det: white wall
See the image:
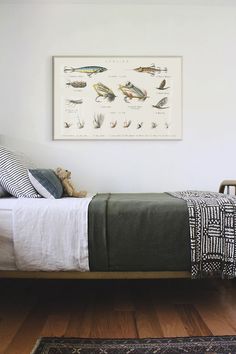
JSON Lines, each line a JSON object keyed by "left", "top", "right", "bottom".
{"left": 1, "top": 0, "right": 236, "bottom": 193}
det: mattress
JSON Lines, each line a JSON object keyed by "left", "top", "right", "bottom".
{"left": 0, "top": 198, "right": 17, "bottom": 270}
{"left": 1, "top": 194, "right": 190, "bottom": 273}
{"left": 0, "top": 193, "right": 191, "bottom": 273}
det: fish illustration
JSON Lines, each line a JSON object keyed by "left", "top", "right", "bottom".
{"left": 93, "top": 83, "right": 116, "bottom": 102}
{"left": 152, "top": 97, "right": 169, "bottom": 109}
{"left": 119, "top": 82, "right": 147, "bottom": 102}
{"left": 123, "top": 120, "right": 131, "bottom": 128}
{"left": 66, "top": 81, "right": 87, "bottom": 88}
{"left": 93, "top": 113, "right": 104, "bottom": 129}
{"left": 64, "top": 66, "right": 107, "bottom": 77}
{"left": 134, "top": 64, "right": 167, "bottom": 76}
{"left": 156, "top": 79, "right": 170, "bottom": 90}
{"left": 66, "top": 99, "right": 83, "bottom": 106}
{"left": 110, "top": 121, "right": 117, "bottom": 128}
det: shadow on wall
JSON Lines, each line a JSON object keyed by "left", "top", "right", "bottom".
{"left": 0, "top": 134, "right": 90, "bottom": 191}
{"left": 0, "top": 134, "right": 65, "bottom": 167}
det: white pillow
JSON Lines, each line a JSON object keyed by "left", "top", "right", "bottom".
{"left": 0, "top": 146, "right": 40, "bottom": 198}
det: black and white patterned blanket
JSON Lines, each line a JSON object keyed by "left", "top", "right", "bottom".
{"left": 169, "top": 191, "right": 236, "bottom": 279}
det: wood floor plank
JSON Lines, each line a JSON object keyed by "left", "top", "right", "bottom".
{"left": 40, "top": 297, "right": 71, "bottom": 337}
{"left": 65, "top": 295, "right": 94, "bottom": 337}
{"left": 1, "top": 278, "right": 236, "bottom": 350}
{"left": 4, "top": 299, "right": 50, "bottom": 354}
{"left": 91, "top": 308, "right": 138, "bottom": 338}
{"left": 134, "top": 286, "right": 164, "bottom": 338}
{"left": 155, "top": 302, "right": 189, "bottom": 337}
{"left": 0, "top": 297, "right": 36, "bottom": 354}
{"left": 90, "top": 289, "right": 138, "bottom": 338}
{"left": 176, "top": 304, "right": 212, "bottom": 336}
{"left": 195, "top": 301, "right": 236, "bottom": 336}
{"left": 113, "top": 282, "right": 135, "bottom": 312}
{"left": 41, "top": 313, "right": 70, "bottom": 337}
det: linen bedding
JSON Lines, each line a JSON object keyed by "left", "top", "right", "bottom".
{"left": 0, "top": 192, "right": 236, "bottom": 278}
{"left": 0, "top": 198, "right": 17, "bottom": 270}
{"left": 0, "top": 193, "right": 191, "bottom": 273}
{"left": 13, "top": 197, "right": 93, "bottom": 271}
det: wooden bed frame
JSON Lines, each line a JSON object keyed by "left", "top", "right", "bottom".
{"left": 1, "top": 184, "right": 230, "bottom": 281}
{"left": 0, "top": 271, "right": 190, "bottom": 279}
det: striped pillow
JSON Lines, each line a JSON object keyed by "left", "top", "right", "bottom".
{"left": 0, "top": 146, "right": 40, "bottom": 198}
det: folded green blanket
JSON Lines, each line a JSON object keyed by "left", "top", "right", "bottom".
{"left": 88, "top": 193, "right": 191, "bottom": 272}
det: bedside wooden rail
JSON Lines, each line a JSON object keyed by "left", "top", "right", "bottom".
{"left": 0, "top": 271, "right": 191, "bottom": 279}
{"left": 219, "top": 180, "right": 236, "bottom": 194}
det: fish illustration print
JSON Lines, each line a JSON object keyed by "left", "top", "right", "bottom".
{"left": 66, "top": 99, "right": 83, "bottom": 106}
{"left": 134, "top": 64, "right": 167, "bottom": 76}
{"left": 64, "top": 66, "right": 107, "bottom": 77}
{"left": 66, "top": 81, "right": 87, "bottom": 88}
{"left": 93, "top": 83, "right": 116, "bottom": 102}
{"left": 119, "top": 81, "right": 147, "bottom": 102}
{"left": 152, "top": 97, "right": 169, "bottom": 109}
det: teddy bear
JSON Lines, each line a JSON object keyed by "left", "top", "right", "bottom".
{"left": 55, "top": 167, "right": 87, "bottom": 198}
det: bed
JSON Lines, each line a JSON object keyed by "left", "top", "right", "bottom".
{"left": 0, "top": 191, "right": 235, "bottom": 279}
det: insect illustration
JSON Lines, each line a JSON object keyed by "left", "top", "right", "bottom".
{"left": 66, "top": 81, "right": 87, "bottom": 88}
{"left": 93, "top": 113, "right": 104, "bottom": 129}
{"left": 152, "top": 97, "right": 169, "bottom": 109}
{"left": 64, "top": 66, "right": 107, "bottom": 77}
{"left": 151, "top": 122, "right": 158, "bottom": 129}
{"left": 165, "top": 122, "right": 170, "bottom": 129}
{"left": 64, "top": 122, "right": 72, "bottom": 128}
{"left": 93, "top": 83, "right": 116, "bottom": 102}
{"left": 66, "top": 99, "right": 83, "bottom": 106}
{"left": 134, "top": 64, "right": 167, "bottom": 76}
{"left": 77, "top": 120, "right": 85, "bottom": 129}
{"left": 137, "top": 122, "right": 143, "bottom": 129}
{"left": 110, "top": 121, "right": 117, "bottom": 128}
{"left": 123, "top": 120, "right": 131, "bottom": 128}
{"left": 156, "top": 79, "right": 170, "bottom": 90}
{"left": 119, "top": 82, "right": 147, "bottom": 102}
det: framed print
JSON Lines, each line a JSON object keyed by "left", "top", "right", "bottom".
{"left": 53, "top": 56, "right": 182, "bottom": 140}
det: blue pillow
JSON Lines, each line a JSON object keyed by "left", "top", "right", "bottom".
{"left": 28, "top": 169, "right": 63, "bottom": 199}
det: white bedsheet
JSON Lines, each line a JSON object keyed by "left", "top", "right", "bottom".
{"left": 0, "top": 198, "right": 17, "bottom": 270}
{"left": 13, "top": 197, "right": 93, "bottom": 271}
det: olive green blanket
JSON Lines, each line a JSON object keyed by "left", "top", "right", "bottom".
{"left": 88, "top": 193, "right": 191, "bottom": 271}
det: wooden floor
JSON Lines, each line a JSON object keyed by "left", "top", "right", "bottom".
{"left": 0, "top": 278, "right": 236, "bottom": 353}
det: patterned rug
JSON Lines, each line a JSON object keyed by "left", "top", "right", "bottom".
{"left": 31, "top": 336, "right": 236, "bottom": 353}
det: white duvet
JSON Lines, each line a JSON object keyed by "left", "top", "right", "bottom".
{"left": 12, "top": 196, "right": 93, "bottom": 271}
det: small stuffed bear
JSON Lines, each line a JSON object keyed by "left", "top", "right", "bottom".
{"left": 55, "top": 167, "right": 87, "bottom": 198}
